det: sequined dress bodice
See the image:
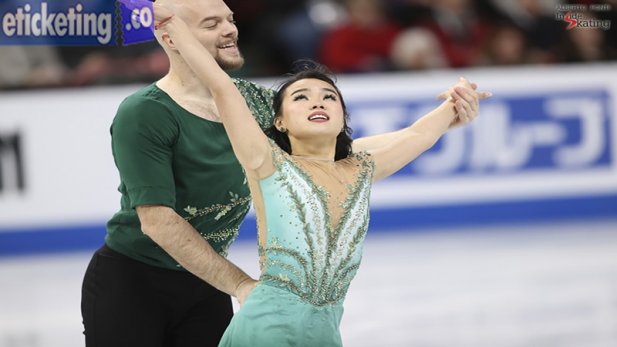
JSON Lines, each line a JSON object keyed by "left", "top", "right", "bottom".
{"left": 252, "top": 143, "right": 375, "bottom": 306}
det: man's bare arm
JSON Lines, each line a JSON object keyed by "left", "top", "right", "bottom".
{"left": 137, "top": 205, "right": 255, "bottom": 303}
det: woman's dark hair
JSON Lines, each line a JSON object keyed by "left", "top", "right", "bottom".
{"left": 265, "top": 61, "right": 353, "bottom": 161}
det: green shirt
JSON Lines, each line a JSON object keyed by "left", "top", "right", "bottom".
{"left": 105, "top": 79, "right": 275, "bottom": 270}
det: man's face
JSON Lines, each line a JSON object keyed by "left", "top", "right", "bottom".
{"left": 176, "top": 0, "right": 244, "bottom": 70}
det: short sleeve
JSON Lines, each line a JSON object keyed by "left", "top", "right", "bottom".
{"left": 233, "top": 78, "right": 276, "bottom": 129}
{"left": 111, "top": 96, "right": 179, "bottom": 209}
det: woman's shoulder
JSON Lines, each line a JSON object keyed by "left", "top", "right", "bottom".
{"left": 341, "top": 151, "right": 374, "bottom": 166}
{"left": 337, "top": 151, "right": 375, "bottom": 178}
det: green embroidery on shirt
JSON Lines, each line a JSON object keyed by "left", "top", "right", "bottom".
{"left": 184, "top": 206, "right": 198, "bottom": 216}
{"left": 183, "top": 195, "right": 251, "bottom": 222}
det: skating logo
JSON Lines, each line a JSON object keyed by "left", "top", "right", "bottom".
{"left": 0, "top": 0, "right": 156, "bottom": 45}
{"left": 555, "top": 4, "right": 612, "bottom": 30}
{"left": 563, "top": 12, "right": 578, "bottom": 30}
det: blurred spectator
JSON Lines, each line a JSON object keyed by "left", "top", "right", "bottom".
{"left": 415, "top": 0, "right": 492, "bottom": 68}
{"left": 224, "top": 0, "right": 273, "bottom": 76}
{"left": 557, "top": 11, "right": 617, "bottom": 63}
{"left": 489, "top": 0, "right": 563, "bottom": 64}
{"left": 2, "top": 0, "right": 616, "bottom": 90}
{"left": 383, "top": 0, "right": 434, "bottom": 27}
{"left": 0, "top": 46, "right": 67, "bottom": 89}
{"left": 573, "top": 0, "right": 617, "bottom": 54}
{"left": 319, "top": 0, "right": 402, "bottom": 73}
{"left": 476, "top": 22, "right": 534, "bottom": 66}
{"left": 390, "top": 28, "right": 448, "bottom": 70}
{"left": 257, "top": 0, "right": 346, "bottom": 76}
{"left": 59, "top": 42, "right": 168, "bottom": 86}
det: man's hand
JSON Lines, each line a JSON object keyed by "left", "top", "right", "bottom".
{"left": 234, "top": 278, "right": 259, "bottom": 306}
{"left": 437, "top": 77, "right": 492, "bottom": 128}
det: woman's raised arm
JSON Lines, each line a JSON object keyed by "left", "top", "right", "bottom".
{"left": 369, "top": 78, "right": 490, "bottom": 181}
{"left": 154, "top": 5, "right": 273, "bottom": 178}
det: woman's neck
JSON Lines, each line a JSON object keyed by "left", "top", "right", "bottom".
{"left": 289, "top": 137, "right": 336, "bottom": 161}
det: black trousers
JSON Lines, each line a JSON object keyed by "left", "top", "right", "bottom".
{"left": 81, "top": 245, "right": 233, "bottom": 347}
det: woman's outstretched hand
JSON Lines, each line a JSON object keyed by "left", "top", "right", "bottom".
{"left": 437, "top": 77, "right": 492, "bottom": 128}
{"left": 152, "top": 3, "right": 193, "bottom": 51}
{"left": 153, "top": 3, "right": 175, "bottom": 29}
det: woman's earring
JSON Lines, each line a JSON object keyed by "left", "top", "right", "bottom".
{"left": 278, "top": 127, "right": 287, "bottom": 133}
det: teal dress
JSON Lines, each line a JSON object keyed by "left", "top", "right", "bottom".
{"left": 219, "top": 143, "right": 375, "bottom": 347}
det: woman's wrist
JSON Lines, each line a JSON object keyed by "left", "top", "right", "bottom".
{"left": 154, "top": 15, "right": 174, "bottom": 30}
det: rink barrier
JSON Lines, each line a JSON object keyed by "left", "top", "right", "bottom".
{"left": 1, "top": 64, "right": 616, "bottom": 256}
{"left": 1, "top": 194, "right": 616, "bottom": 257}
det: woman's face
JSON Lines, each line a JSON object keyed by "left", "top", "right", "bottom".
{"left": 277, "top": 78, "right": 345, "bottom": 142}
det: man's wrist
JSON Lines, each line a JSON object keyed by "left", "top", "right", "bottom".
{"left": 233, "top": 277, "right": 252, "bottom": 297}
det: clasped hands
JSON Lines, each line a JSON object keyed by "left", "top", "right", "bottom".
{"left": 438, "top": 77, "right": 492, "bottom": 127}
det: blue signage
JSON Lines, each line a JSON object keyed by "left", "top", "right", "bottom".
{"left": 349, "top": 89, "right": 613, "bottom": 178}
{"left": 0, "top": 0, "right": 155, "bottom": 45}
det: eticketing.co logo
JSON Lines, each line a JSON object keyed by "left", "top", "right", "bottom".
{"left": 0, "top": 0, "right": 155, "bottom": 45}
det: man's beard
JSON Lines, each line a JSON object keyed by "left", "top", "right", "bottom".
{"left": 217, "top": 53, "right": 245, "bottom": 71}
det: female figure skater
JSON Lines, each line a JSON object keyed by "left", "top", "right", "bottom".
{"left": 154, "top": 5, "right": 488, "bottom": 346}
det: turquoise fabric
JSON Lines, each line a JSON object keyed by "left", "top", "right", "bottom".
{"left": 220, "top": 144, "right": 374, "bottom": 346}
{"left": 220, "top": 283, "right": 344, "bottom": 346}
